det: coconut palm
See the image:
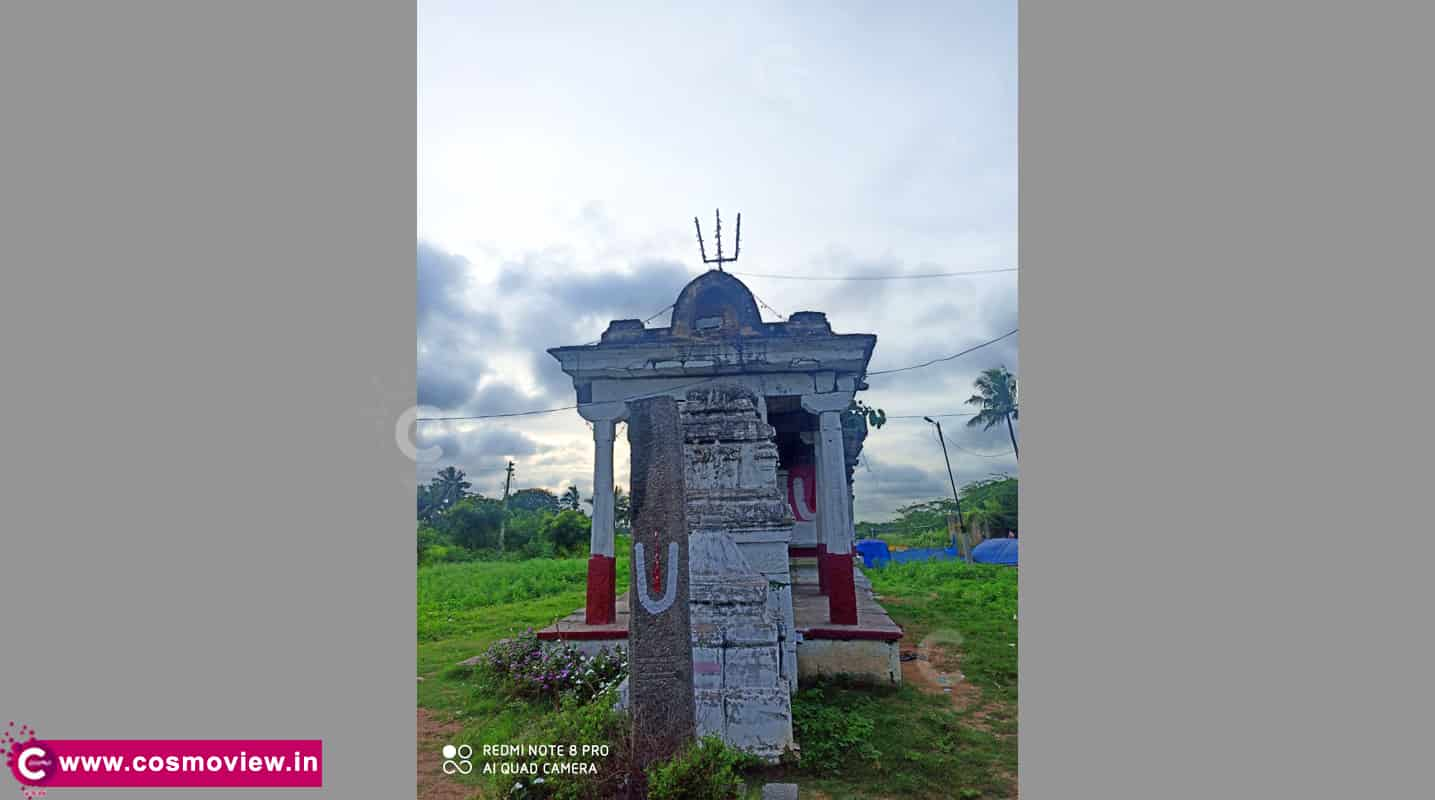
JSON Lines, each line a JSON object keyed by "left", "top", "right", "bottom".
{"left": 585, "top": 485, "right": 632, "bottom": 531}
{"left": 965, "top": 366, "right": 1019, "bottom": 459}
{"left": 430, "top": 466, "right": 471, "bottom": 510}
{"left": 560, "top": 485, "right": 582, "bottom": 511}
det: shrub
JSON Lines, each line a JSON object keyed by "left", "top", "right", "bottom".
{"left": 504, "top": 509, "right": 548, "bottom": 551}
{"left": 542, "top": 510, "right": 591, "bottom": 556}
{"left": 791, "top": 687, "right": 880, "bottom": 772}
{"left": 644, "top": 736, "right": 752, "bottom": 800}
{"left": 419, "top": 543, "right": 481, "bottom": 566}
{"left": 482, "top": 630, "right": 627, "bottom": 703}
{"left": 500, "top": 687, "right": 631, "bottom": 800}
{"left": 437, "top": 496, "right": 506, "bottom": 549}
{"left": 417, "top": 524, "right": 443, "bottom": 562}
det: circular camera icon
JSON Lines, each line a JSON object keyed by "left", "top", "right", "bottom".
{"left": 441, "top": 743, "right": 473, "bottom": 775}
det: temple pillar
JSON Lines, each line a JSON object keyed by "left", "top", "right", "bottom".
{"left": 579, "top": 402, "right": 626, "bottom": 625}
{"left": 802, "top": 393, "right": 857, "bottom": 625}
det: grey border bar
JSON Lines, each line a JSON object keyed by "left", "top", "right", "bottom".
{"left": 1023, "top": 1, "right": 1432, "bottom": 796}
{"left": 1, "top": 3, "right": 415, "bottom": 798}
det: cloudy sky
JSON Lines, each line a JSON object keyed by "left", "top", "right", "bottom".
{"left": 416, "top": 1, "right": 1016, "bottom": 521}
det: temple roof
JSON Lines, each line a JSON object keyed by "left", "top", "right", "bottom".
{"left": 546, "top": 268, "right": 876, "bottom": 381}
{"left": 669, "top": 270, "right": 765, "bottom": 338}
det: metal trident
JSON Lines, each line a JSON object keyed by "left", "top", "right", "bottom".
{"left": 694, "top": 209, "right": 741, "bottom": 270}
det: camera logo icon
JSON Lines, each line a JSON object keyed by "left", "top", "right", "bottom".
{"left": 441, "top": 743, "right": 472, "bottom": 775}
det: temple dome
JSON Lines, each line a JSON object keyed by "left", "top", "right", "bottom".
{"left": 669, "top": 270, "right": 765, "bottom": 338}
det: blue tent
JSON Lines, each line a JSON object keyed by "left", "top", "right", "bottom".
{"left": 971, "top": 537, "right": 1018, "bottom": 566}
{"left": 854, "top": 539, "right": 891, "bottom": 568}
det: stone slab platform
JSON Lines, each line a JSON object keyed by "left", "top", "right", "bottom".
{"left": 537, "top": 558, "right": 903, "bottom": 648}
{"left": 790, "top": 567, "right": 903, "bottom": 642}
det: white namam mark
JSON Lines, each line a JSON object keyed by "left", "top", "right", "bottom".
{"left": 633, "top": 540, "right": 680, "bottom": 615}
{"left": 792, "top": 476, "right": 817, "bottom": 521}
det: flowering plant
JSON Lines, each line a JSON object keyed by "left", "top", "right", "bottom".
{"left": 482, "top": 629, "right": 627, "bottom": 703}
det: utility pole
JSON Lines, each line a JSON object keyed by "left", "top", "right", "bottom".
{"left": 499, "top": 460, "right": 515, "bottom": 553}
{"left": 924, "top": 417, "right": 967, "bottom": 560}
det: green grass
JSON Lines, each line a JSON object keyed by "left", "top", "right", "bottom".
{"left": 868, "top": 560, "right": 1018, "bottom": 705}
{"left": 417, "top": 552, "right": 1016, "bottom": 799}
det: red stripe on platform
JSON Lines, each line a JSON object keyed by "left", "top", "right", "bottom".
{"left": 536, "top": 629, "right": 629, "bottom": 641}
{"left": 800, "top": 627, "right": 903, "bottom": 642}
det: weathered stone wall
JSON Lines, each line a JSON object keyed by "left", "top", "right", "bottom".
{"left": 682, "top": 386, "right": 798, "bottom": 691}
{"left": 679, "top": 385, "right": 796, "bottom": 760}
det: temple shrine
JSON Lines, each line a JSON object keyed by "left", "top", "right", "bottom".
{"left": 540, "top": 267, "right": 904, "bottom": 758}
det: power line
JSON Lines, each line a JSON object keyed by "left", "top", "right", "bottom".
{"left": 419, "top": 328, "right": 1016, "bottom": 423}
{"left": 579, "top": 303, "right": 676, "bottom": 346}
{"left": 750, "top": 291, "right": 786, "bottom": 320}
{"left": 642, "top": 304, "right": 674, "bottom": 324}
{"left": 865, "top": 329, "right": 1018, "bottom": 377}
{"left": 945, "top": 434, "right": 1015, "bottom": 459}
{"left": 415, "top": 375, "right": 729, "bottom": 423}
{"left": 730, "top": 267, "right": 1017, "bottom": 281}
{"left": 886, "top": 412, "right": 980, "bottom": 420}
{"left": 417, "top": 404, "right": 577, "bottom": 422}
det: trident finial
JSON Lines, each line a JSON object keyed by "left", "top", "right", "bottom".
{"left": 694, "top": 209, "right": 741, "bottom": 271}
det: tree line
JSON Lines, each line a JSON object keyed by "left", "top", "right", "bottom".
{"left": 417, "top": 467, "right": 631, "bottom": 565}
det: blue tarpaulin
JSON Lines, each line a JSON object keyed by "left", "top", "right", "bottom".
{"left": 854, "top": 539, "right": 891, "bottom": 568}
{"left": 890, "top": 546, "right": 963, "bottom": 565}
{"left": 971, "top": 537, "right": 1019, "bottom": 566}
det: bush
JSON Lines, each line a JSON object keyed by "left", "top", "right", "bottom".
{"left": 645, "top": 736, "right": 752, "bottom": 800}
{"left": 504, "top": 509, "right": 548, "bottom": 551}
{"left": 542, "top": 510, "right": 591, "bottom": 556}
{"left": 437, "top": 496, "right": 506, "bottom": 549}
{"left": 791, "top": 686, "right": 880, "bottom": 772}
{"left": 482, "top": 629, "right": 627, "bottom": 703}
{"left": 418, "top": 524, "right": 443, "bottom": 562}
{"left": 501, "top": 687, "right": 631, "bottom": 800}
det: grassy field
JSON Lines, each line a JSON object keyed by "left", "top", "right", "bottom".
{"left": 417, "top": 552, "right": 1016, "bottom": 799}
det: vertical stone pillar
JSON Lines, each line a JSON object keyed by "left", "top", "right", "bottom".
{"left": 579, "top": 403, "right": 625, "bottom": 625}
{"left": 626, "top": 395, "right": 696, "bottom": 776}
{"left": 811, "top": 440, "right": 830, "bottom": 596}
{"left": 802, "top": 393, "right": 858, "bottom": 625}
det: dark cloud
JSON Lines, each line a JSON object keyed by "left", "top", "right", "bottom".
{"left": 417, "top": 243, "right": 508, "bottom": 411}
{"left": 851, "top": 456, "right": 951, "bottom": 520}
{"left": 553, "top": 258, "right": 698, "bottom": 315}
{"left": 470, "top": 381, "right": 552, "bottom": 415}
{"left": 418, "top": 363, "right": 478, "bottom": 410}
{"left": 531, "top": 350, "right": 575, "bottom": 401}
{"left": 471, "top": 428, "right": 541, "bottom": 458}
{"left": 416, "top": 237, "right": 1017, "bottom": 517}
{"left": 417, "top": 242, "right": 470, "bottom": 332}
{"left": 417, "top": 427, "right": 544, "bottom": 493}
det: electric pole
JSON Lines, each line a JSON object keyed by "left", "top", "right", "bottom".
{"left": 924, "top": 417, "right": 967, "bottom": 560}
{"left": 499, "top": 460, "right": 515, "bottom": 553}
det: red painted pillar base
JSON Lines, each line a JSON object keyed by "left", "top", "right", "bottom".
{"left": 584, "top": 554, "right": 616, "bottom": 625}
{"left": 816, "top": 543, "right": 829, "bottom": 594}
{"left": 822, "top": 551, "right": 859, "bottom": 625}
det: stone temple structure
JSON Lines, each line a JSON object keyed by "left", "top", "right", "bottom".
{"left": 540, "top": 269, "right": 904, "bottom": 759}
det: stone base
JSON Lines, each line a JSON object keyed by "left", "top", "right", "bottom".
{"left": 537, "top": 564, "right": 903, "bottom": 686}
{"left": 796, "top": 638, "right": 900, "bottom": 685}
{"left": 791, "top": 567, "right": 902, "bottom": 685}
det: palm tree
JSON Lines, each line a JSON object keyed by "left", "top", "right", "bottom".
{"left": 614, "top": 486, "right": 631, "bottom": 531}
{"left": 584, "top": 486, "right": 632, "bottom": 531}
{"left": 560, "top": 485, "right": 582, "bottom": 511}
{"left": 965, "top": 366, "right": 1019, "bottom": 459}
{"left": 430, "top": 466, "right": 471, "bottom": 511}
